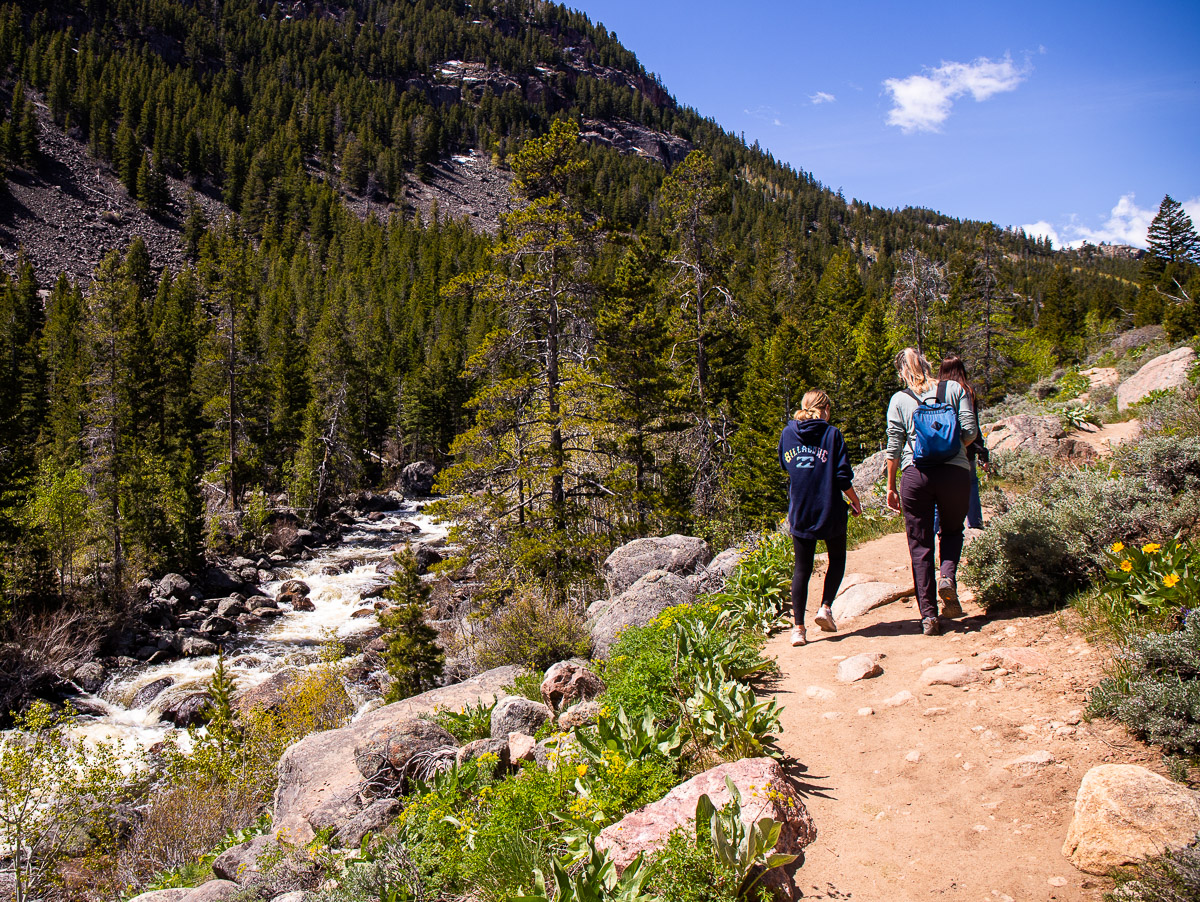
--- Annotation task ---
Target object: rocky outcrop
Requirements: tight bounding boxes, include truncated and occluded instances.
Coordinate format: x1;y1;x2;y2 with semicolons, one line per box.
128;891;191;902
590;569;695;658
1063;764;1200;874
579;119;692;167
1116;346;1196;410
601;535;711;596
179;881;240;901
985;414;1097;461
851;449;889;498
234;669;306;717
272;667;518;843
693;547;744;594
541;661;605;715
595;758;815;895
399;461;438;496
1110;325;1165;352
212;835;279;883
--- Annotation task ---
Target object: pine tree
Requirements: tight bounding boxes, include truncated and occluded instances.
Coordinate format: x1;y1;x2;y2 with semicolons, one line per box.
1146;195;1200;266
378;548;444;702
813;249;866;396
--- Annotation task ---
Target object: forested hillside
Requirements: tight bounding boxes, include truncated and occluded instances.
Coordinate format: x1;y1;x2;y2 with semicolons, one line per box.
0;0;1186;613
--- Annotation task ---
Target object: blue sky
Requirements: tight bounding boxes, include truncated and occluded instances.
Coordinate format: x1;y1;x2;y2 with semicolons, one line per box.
572;0;1200;249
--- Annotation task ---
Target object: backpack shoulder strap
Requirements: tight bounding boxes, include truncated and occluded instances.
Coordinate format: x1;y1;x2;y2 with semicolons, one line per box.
936;380;948;404
904;388;922;405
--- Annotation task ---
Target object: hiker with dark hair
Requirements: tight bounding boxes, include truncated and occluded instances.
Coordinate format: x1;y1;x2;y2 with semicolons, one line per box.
937;355;988;531
885;348;979;636
779;389;862;647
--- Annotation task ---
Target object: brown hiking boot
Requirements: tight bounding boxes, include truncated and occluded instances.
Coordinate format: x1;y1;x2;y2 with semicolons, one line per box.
938;577;963;618
922;617;942;636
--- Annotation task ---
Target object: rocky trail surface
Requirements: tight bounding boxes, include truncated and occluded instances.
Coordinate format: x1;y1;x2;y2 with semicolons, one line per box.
768;531;1161;902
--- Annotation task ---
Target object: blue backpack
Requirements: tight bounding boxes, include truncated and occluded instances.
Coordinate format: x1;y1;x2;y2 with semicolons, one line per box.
905;381;961;466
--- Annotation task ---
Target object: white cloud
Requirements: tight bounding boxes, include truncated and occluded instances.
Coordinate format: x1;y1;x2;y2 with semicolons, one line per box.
1021;220;1060;247
1032;194;1200;250
744;105;784;126
810;91;836;105
884;55;1027;133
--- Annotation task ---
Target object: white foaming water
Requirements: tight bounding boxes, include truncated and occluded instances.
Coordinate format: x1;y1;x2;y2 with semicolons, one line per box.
66;502;445;752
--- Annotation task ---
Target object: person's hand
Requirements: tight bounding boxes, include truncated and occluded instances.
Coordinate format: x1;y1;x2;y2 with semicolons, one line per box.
886;488;901;513
850;497;862;517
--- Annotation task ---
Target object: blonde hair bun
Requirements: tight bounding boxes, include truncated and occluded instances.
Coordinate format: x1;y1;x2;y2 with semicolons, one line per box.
794;389;832;421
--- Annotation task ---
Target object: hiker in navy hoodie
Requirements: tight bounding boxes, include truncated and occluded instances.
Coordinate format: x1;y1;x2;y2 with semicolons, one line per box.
778;390;862;647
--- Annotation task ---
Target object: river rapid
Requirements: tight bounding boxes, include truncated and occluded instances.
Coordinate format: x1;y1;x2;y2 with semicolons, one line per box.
70;504;447;751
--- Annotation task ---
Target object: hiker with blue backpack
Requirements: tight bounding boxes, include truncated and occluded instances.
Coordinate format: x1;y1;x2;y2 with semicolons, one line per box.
885;348;980;636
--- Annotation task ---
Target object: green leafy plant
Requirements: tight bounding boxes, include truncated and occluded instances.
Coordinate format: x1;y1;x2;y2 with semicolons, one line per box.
694;778;796;899
1101;537;1198;629
682;662;783;760
1061;402;1098;431
432;698;499;744
575;706;685;764
517;841;659;902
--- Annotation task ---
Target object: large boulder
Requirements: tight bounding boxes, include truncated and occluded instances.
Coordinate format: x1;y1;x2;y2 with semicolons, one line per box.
131;677;174;709
336;797;402;848
1110;324;1166;352
180;881;240;902
234;669;305;717
160;691;211;727
601;535;711;596
272;668;519;843
595;758;815;895
693;547;744;594
353;719;457;786
490;696;552;739
1062;764;1200;875
541;661;605;714
851;449;889;498
1117;346;1196;410
128;891;191;902
985;414;1097;461
590;569;695;658
831;581;913;622
400;461;438;496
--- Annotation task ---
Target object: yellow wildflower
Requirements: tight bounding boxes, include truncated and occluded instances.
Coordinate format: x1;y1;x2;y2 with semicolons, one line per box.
1110;542;1125;554
1120;560;1133;572
1164;573;1181;588
1143;543;1162;554
576;764;588;777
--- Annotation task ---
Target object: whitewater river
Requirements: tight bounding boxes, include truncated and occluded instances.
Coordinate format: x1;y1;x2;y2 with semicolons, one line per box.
71;504;447;751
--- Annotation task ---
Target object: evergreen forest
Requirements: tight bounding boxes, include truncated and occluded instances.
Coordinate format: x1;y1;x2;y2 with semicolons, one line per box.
0;0;1195;614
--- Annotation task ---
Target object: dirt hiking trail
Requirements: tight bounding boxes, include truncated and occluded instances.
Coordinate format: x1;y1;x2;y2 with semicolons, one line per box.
768;531;1159;901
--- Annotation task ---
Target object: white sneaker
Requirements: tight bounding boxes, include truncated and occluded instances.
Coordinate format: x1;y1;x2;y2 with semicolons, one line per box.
814;605;838;633
790;626;807;646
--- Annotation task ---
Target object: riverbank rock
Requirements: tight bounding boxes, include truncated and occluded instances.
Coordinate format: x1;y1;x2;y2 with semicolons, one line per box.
400;461;438;496
161;691;211;727
279;580;310;597
985;414;1097;461
287;595;316;612
1117;346;1196;410
601;535;711;596
132;677;173;708
491;696;552;738
832;582;913;622
590;569;694;658
1062;764;1200;875
541;661;605;714
180;881;240;901
595;758;815;894
273;667;519;843
234;669;305;717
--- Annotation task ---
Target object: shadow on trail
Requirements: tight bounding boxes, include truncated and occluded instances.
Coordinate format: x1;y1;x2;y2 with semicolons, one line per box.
778;758;837;801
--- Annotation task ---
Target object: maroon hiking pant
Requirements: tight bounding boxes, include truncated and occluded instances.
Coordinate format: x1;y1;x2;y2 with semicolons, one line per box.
900;464;971;622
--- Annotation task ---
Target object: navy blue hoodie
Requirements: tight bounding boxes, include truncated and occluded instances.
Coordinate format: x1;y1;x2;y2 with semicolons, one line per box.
778;419;855;540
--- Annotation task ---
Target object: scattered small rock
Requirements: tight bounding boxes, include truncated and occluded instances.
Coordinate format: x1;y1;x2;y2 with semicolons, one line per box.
1003;750;1057;773
883;690;914;707
836;653;884;683
806;685;836;701
857;707;874;716
919;664;980;687
904;750;921;763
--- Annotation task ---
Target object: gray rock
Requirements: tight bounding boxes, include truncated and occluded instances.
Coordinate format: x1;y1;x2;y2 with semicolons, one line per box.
541;661;605;714
181;880;240;901
836;653;885;683
1110;324;1165;352
247;595;278;611
693;547;744;594
602;535;711;596
400;461;438;496
852;449;890;498
491;696;552;739
1117;346;1196;410
832;582;914;622
216;598;249;618
591;569;695;658
985;414;1097;461
200;616;237;636
412;542;443;573
158;573;192;600
212;835;279;883
269;894;309;902
234;669;305;717
335;797;401;848
558;699;601;730
229;556;256;571
132;677;174;708
455;737;510;776
128;891;192;902
278;579;310;597
161;691;211;727
73;661;107;693
180;636;219;657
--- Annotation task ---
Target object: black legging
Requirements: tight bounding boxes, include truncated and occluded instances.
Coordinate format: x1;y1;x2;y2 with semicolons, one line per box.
791;532;847;624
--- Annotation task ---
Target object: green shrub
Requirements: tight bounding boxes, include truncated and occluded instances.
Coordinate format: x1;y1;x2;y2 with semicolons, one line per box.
1108;841;1200;902
473;583;591;672
1089;614;1200;755
645;828;745;902
963;451;1200;611
430;698;498;743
